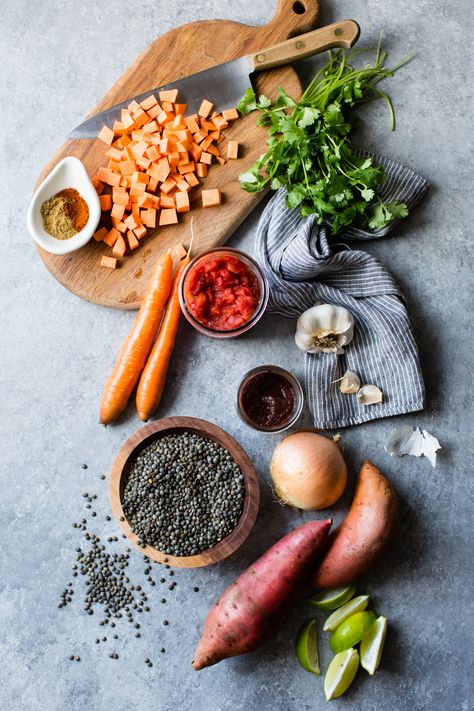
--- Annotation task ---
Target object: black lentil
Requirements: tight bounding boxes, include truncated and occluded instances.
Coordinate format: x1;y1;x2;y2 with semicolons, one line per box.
122;432;245;556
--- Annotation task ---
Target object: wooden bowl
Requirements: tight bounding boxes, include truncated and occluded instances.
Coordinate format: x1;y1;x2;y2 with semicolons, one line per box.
109;416;260;568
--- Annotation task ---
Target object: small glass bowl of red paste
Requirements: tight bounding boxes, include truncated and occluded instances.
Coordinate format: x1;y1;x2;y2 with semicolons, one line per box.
179;248;269;338
237;365;304;433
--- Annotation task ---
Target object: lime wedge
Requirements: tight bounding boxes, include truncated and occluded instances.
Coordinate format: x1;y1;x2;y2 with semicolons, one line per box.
329;610;377;653
307;586;356;611
324;648;359;701
360;615;387;675
323;595;370;632
295;618;320;674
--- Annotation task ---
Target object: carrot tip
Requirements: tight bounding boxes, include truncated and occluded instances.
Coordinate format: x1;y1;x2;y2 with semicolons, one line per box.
137;412;150;422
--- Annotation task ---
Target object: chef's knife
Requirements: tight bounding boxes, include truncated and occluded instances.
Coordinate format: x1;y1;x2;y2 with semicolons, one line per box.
68;20;360;139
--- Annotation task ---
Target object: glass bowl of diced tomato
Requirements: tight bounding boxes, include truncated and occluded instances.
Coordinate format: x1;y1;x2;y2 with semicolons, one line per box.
179;248;269;338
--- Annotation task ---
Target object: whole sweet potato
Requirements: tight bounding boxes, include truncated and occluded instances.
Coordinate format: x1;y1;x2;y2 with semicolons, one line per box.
312;460;399;589
193;519;331;670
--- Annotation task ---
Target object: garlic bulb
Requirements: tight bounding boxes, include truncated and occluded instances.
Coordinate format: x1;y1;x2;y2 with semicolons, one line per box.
357;384;383;405
295;304;354;354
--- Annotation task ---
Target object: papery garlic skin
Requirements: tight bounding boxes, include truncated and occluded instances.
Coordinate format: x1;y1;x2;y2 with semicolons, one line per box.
357;384;383;405
339;370;361;394
295;304;354;354
385;426;441;468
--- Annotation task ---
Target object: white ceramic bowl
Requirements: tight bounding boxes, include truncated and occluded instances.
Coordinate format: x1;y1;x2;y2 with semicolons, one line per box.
27;156;101;255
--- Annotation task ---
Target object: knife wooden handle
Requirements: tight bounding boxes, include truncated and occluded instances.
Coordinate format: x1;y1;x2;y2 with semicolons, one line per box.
248;20;360;72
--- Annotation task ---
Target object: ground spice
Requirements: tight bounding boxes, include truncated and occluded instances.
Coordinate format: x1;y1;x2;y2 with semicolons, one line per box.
41;187;89;240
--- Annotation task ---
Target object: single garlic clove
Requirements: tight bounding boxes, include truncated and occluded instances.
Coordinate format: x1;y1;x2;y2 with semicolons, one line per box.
339;370;361;394
356;384;383;405
295;330;317;352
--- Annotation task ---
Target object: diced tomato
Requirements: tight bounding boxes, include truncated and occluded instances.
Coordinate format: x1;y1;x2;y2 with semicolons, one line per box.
184;254;260;330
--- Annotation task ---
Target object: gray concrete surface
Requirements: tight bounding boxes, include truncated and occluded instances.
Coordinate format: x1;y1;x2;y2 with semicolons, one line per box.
1;1;472;709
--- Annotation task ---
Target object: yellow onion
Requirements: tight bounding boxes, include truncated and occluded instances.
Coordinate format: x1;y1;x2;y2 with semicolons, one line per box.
270;432;347;510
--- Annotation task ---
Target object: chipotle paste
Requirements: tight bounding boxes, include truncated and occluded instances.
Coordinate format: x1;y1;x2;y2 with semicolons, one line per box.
183;254;260;331
240;371;295;429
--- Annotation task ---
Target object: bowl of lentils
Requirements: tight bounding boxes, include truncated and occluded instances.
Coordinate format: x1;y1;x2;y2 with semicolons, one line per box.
109;417;260;568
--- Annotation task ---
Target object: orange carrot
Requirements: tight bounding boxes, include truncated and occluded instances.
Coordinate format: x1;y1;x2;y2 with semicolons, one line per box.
135;253;190;421
99;251;173;424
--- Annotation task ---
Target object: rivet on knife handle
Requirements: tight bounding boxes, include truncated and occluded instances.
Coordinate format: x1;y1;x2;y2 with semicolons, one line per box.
248;20;360;72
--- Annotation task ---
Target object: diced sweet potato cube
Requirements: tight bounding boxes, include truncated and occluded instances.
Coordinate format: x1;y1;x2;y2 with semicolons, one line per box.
185;116;200;133
200;135;213;151
140;94;158;110
127;230;140;250
111;202;125;219
93;227;108;242
132;171;149;184
185;172;199;188
157;110;174;125
114;221;127;233
147;103;162;120
100;255;117;269
226;141;239;159
173;103;187;115
148;176;159;192
124;214;139;230
201;189;222;207
133;224;147;240
212;115;229;131
189;143;203;162
133;108;149;127
119;160;136;175
159;208;178;226
145;145;160;162
160;177;177;194
112;234;126;257
142;120;159;134
103;227;121;247
99;194;112;211
92;178;104;195
159;89;179;103
176;179;191;193
196;163;208;178
143;208;157;228
96;166;110;182
222;108;239;121
198;99;214;118
136;156;151;170
175;191;190;213
106;146;123;161
200;152;213;165
168;151;180;169
105;172;121;187
160;195;176;209
178;161;195;175
98;125;114;145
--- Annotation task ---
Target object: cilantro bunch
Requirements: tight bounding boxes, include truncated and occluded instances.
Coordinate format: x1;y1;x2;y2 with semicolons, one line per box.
238;34;411;233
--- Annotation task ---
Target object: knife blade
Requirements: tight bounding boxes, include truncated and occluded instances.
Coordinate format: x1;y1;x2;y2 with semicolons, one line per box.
68;20;360;139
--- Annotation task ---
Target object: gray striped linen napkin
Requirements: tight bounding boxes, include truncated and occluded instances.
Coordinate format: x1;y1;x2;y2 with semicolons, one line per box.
256;152;430;429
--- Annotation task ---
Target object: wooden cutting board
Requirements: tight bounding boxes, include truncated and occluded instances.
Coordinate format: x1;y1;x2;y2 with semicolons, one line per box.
35;0;320;309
